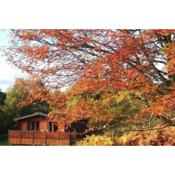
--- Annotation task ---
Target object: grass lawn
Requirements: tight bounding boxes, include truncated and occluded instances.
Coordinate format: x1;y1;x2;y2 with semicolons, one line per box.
0;133;8;145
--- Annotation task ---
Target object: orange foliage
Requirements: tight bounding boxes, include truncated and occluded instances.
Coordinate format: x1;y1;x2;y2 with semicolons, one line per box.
120;127;175;146
7;30;175;130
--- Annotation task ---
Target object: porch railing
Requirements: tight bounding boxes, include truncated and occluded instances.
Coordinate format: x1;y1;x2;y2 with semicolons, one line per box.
8;130;77;146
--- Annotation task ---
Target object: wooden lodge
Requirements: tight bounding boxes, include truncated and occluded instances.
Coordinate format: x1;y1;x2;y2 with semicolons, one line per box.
8;112;77;146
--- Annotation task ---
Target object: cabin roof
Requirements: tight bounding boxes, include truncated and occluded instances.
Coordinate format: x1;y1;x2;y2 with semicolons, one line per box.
14;112;48;121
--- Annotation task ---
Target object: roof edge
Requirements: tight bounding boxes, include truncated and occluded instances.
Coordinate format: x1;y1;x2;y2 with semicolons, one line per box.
14;112;48;121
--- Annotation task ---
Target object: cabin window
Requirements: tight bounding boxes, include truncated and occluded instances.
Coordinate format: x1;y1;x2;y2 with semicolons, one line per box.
32;121;35;130
36;121;39;130
54;124;58;131
27;122;31;131
48;122;53;131
48;122;58;132
28;121;40;131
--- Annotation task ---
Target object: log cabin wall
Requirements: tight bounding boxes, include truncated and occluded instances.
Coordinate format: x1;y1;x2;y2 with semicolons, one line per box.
15;113;69;133
19;120;28;130
19;116;48;131
41;118;48;131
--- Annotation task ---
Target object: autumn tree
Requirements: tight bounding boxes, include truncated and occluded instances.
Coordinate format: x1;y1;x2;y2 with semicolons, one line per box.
6;29;175;135
0;78;50;133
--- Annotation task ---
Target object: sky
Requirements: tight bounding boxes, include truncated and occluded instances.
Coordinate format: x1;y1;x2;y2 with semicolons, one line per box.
0;30;25;92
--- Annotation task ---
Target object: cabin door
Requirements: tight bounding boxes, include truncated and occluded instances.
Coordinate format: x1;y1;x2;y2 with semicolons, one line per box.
28;121;40;131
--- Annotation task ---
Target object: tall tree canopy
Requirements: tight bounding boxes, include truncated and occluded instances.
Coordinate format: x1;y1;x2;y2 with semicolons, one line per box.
0;89;6;105
0;78;50;133
6;29;175;133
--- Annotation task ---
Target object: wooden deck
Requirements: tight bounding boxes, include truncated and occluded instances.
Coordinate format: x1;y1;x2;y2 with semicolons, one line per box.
8;130;76;146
